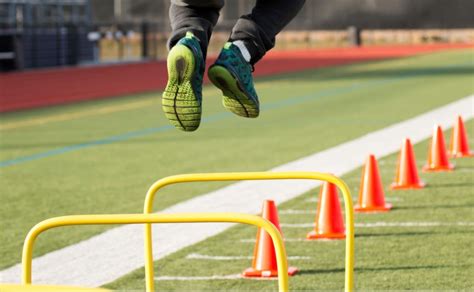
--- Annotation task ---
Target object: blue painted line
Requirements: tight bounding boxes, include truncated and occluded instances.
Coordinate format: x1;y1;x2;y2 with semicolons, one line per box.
0;125;170;167
262;74;399;111
0;80;387;168
1;62;469;168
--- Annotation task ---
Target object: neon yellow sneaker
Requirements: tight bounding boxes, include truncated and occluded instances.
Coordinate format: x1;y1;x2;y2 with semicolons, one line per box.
162;32;204;132
208;42;260;118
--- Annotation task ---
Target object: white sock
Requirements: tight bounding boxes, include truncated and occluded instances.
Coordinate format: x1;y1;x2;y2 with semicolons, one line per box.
232;40;251;63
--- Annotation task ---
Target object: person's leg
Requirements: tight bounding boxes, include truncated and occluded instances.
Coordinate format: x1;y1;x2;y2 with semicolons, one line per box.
208;0;305;118
229;0;306;64
163;0;223;132
168;0;224;58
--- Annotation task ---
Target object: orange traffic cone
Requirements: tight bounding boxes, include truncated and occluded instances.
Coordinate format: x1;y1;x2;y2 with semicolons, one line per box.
390;138;426;190
423;125;455;172
307;182;345;240
355;155;392;212
243;200;298;278
449;115;473;158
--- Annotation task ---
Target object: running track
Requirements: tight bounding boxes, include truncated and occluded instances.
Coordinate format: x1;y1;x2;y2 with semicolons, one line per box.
0;44;472;113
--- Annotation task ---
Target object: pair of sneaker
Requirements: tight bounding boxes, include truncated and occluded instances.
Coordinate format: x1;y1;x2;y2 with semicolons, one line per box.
162;32;260;132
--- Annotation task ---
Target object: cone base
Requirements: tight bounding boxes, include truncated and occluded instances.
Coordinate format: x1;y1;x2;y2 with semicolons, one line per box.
354;203;392;213
390;181;426;190
422;164;455;172
449;151;474;158
306;230;345;240
242;267;298;278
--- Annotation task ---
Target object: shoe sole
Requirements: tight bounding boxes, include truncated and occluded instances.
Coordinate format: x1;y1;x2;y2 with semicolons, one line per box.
208;65;259;118
162;44;201;132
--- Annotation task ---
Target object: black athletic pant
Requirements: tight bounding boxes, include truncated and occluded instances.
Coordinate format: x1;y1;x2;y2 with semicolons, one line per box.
168;0;305;64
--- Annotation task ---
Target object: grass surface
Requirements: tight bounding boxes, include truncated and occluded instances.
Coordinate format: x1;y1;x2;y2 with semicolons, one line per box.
107;121;474;290
0;49;473;278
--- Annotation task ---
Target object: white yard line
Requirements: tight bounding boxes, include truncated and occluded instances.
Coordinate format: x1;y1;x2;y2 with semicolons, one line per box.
280;222;474;228
185;253;310;261
155;274;243;281
380;197;403;202
279;209;315;214
156;273;282;281
357;222;474;227
456;168;474;172
186;253;253;260
305;198;319;203
304;197;403;203
1;95;472;287
240;238;309;243
280;223;316;228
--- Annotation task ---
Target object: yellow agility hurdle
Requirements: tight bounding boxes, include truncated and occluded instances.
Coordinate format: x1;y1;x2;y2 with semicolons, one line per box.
143;172;355;292
0;284;109;292
19;213;288;292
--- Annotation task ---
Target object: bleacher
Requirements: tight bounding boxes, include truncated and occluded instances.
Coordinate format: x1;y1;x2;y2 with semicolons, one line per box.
0;0;95;71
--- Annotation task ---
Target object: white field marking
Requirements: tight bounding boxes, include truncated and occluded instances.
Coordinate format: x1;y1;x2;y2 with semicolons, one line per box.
304;197;403;203
156;274;279;281
239;238;308;243
304;197;319;203
304;197;362;203
155;274;243;281
239;238;259;243
1;95;472;287
185;253;311;261
456;168;474;172
380;197;403;202
279;209;314;215
186;253;253;260
357;222;474;227
280;222;474;228
241;222;474;242
280;223;315;228
377;160;397;166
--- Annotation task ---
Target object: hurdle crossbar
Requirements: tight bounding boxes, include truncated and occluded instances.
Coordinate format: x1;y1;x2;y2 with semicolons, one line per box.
21;213;289;292
143;172;355;292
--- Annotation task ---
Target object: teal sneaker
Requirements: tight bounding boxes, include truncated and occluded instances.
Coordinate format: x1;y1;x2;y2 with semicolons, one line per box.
162;32;204;132
208;42;259;118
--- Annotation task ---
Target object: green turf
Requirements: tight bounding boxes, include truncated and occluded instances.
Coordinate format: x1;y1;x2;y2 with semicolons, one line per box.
106;121;474;290
0;49;473;274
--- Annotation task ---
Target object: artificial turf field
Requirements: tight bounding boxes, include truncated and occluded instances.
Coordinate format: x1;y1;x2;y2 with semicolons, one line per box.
107;127;474;291
0;48;473;290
